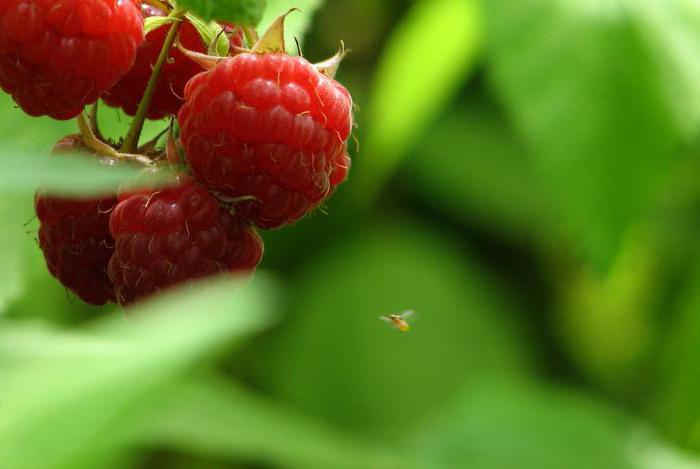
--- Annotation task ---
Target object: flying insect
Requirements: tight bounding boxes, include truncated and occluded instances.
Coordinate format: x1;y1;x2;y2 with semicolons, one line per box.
379;310;414;332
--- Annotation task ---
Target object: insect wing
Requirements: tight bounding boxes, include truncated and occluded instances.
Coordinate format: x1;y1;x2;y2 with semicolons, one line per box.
399;310;415;319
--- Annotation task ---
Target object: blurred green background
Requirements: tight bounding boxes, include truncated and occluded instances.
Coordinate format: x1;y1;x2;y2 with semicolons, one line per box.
4;0;700;467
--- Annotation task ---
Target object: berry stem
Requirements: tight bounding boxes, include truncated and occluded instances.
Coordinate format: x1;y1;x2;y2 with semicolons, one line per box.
120;8;186;154
78;112;120;156
77;113;154;166
88;103;104;142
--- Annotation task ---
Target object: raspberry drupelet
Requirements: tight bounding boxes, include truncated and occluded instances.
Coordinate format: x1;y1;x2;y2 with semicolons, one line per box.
177;52;353;229
108;173;264;305
0;0;144;119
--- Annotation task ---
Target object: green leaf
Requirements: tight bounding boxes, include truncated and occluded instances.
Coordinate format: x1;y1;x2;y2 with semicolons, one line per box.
353;0;483;206
4;243;111;324
0;145;175;197
257;221;536;440
177;0;266;25
629;430;700;469
0;275;277;468
406;98;551;241
484;0;700;268
0;147;145;196
412;379;636;469
259;0;324;50
0;195;101;323
628;0;700;141
657;262;700;447
555;228;660;393
141;376;405;469
0;197;33;315
0;86;169;151
0;94;74;149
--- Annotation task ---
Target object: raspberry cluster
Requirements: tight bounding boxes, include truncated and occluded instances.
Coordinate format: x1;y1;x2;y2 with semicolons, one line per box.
36;138;264;306
8;3;353;307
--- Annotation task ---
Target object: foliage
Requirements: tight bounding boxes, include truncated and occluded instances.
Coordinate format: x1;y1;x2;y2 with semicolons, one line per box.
176;0;267;25
354;0;482;206
3;0;700;467
484;0;700;269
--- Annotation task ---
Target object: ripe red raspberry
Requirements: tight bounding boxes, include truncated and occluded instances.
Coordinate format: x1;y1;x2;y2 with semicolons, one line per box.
108;174;264;305
0;0;144;120
35;135;117;305
178;52;353;229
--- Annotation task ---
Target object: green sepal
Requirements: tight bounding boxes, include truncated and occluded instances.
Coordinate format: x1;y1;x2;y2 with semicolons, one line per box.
144;16;181;35
252;9;299;54
185;12;230;57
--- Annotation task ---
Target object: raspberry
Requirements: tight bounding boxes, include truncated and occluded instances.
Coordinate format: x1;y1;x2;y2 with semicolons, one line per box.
35;135;117;305
177;52;353;229
108;174;264;305
0;0;144;119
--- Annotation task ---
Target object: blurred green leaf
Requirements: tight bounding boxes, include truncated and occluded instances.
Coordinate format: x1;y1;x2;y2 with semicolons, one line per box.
177;0;266;25
355;0;483;206
260;0;324;50
629;429;700;469
412;379;635;469
0;148;145;196
4;243;109;324
257;221;536;441
0;94;74;149
142;375;404;469
484;0;700;268
0;197;33;315
629;0;700;140
0;194;108;323
406;98;550;241
657;262;700;448
0;94;167;152
556;228;659;394
0;275;277;468
96;102;173;147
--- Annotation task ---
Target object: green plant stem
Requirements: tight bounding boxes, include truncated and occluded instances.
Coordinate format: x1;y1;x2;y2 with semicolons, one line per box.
120;8;185;154
77;113;119;157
